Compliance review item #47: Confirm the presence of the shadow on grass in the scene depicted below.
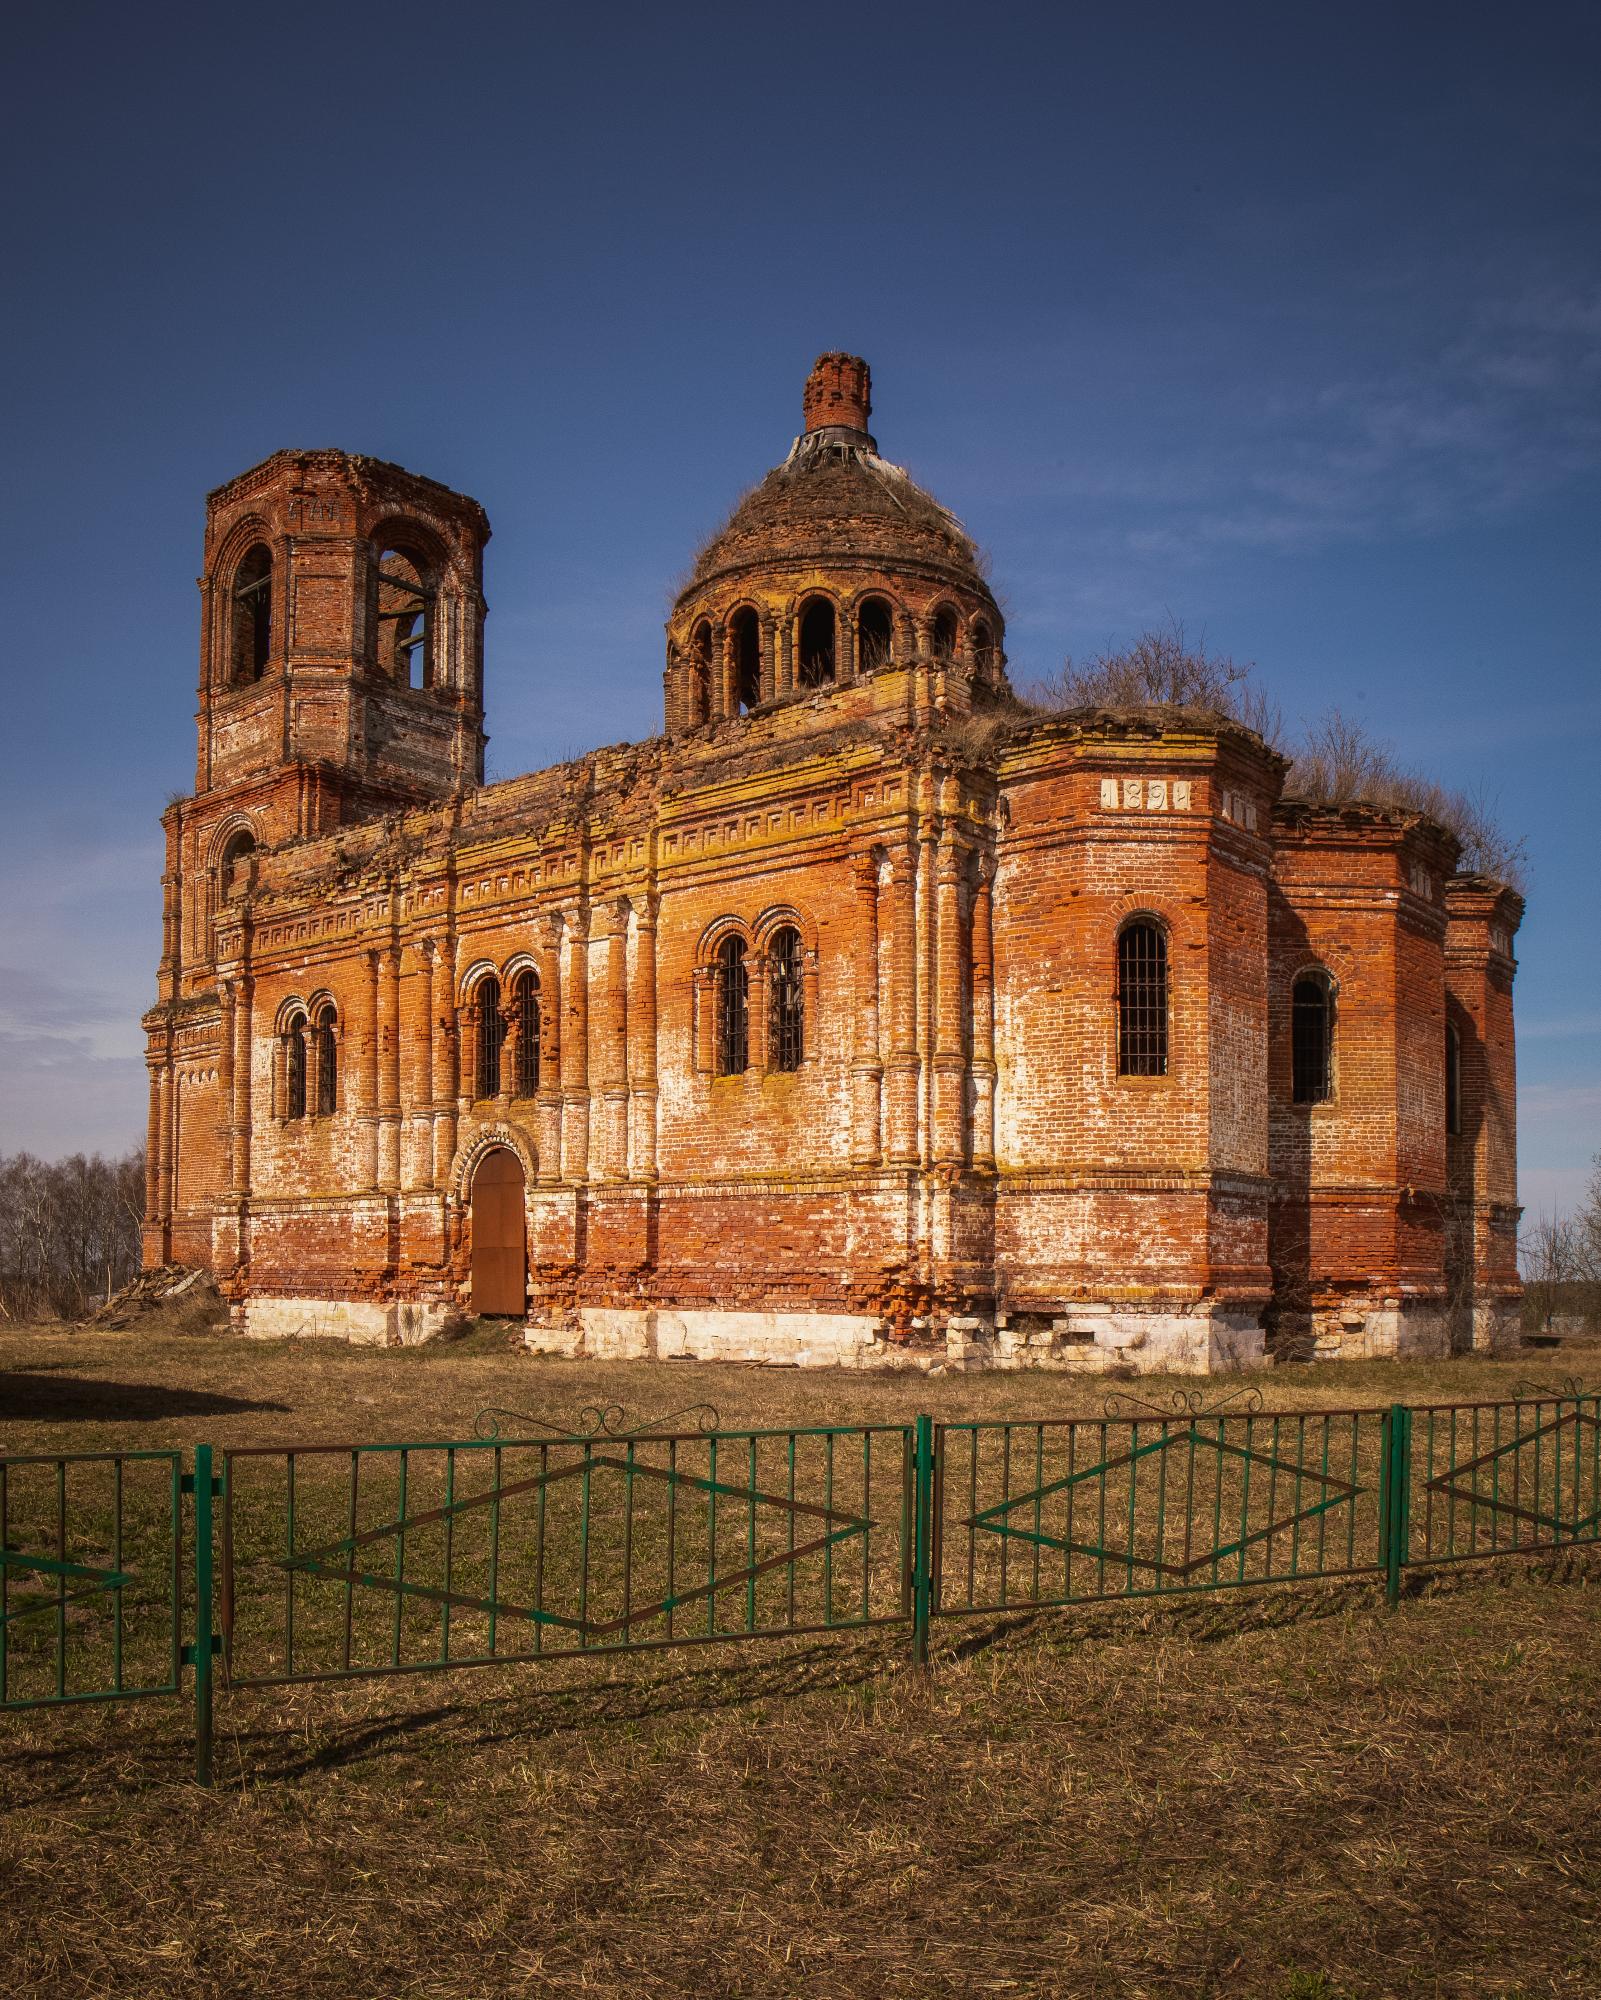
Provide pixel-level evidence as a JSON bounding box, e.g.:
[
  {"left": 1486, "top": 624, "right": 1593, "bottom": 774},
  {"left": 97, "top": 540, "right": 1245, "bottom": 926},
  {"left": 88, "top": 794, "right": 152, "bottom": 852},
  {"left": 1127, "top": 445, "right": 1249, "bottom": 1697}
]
[{"left": 0, "top": 1373, "right": 291, "bottom": 1424}]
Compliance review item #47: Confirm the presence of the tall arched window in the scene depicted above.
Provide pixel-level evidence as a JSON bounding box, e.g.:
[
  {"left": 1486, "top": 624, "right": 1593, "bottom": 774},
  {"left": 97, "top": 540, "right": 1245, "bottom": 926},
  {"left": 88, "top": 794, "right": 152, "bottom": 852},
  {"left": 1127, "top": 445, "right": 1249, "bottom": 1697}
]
[
  {"left": 931, "top": 605, "right": 959, "bottom": 661},
  {"left": 312, "top": 1002, "right": 338, "bottom": 1115},
  {"left": 690, "top": 620, "right": 714, "bottom": 723},
  {"left": 1446, "top": 1020, "right": 1462, "bottom": 1136},
  {"left": 715, "top": 935, "right": 749, "bottom": 1076},
  {"left": 769, "top": 926, "right": 804, "bottom": 1071},
  {"left": 283, "top": 1011, "right": 308, "bottom": 1120},
  {"left": 376, "top": 544, "right": 436, "bottom": 688},
  {"left": 731, "top": 607, "right": 762, "bottom": 713},
  {"left": 971, "top": 619, "right": 996, "bottom": 679},
  {"left": 797, "top": 599, "right": 836, "bottom": 686},
  {"left": 231, "top": 545, "right": 272, "bottom": 684},
  {"left": 1116, "top": 922, "right": 1168, "bottom": 1076},
  {"left": 1291, "top": 973, "right": 1334, "bottom": 1104},
  {"left": 857, "top": 596, "right": 893, "bottom": 672},
  {"left": 511, "top": 970, "right": 540, "bottom": 1098},
  {"left": 219, "top": 829, "right": 256, "bottom": 901},
  {"left": 474, "top": 976, "right": 502, "bottom": 1099}
]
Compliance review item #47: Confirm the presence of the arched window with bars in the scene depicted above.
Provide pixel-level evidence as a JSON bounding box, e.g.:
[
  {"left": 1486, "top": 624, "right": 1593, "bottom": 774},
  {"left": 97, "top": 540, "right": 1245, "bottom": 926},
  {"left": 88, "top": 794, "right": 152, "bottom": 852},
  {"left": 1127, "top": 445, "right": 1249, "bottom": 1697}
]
[
  {"left": 282, "top": 1010, "right": 308, "bottom": 1120},
  {"left": 1116, "top": 921, "right": 1168, "bottom": 1077},
  {"left": 715, "top": 935, "right": 749, "bottom": 1076},
  {"left": 1291, "top": 973, "right": 1335, "bottom": 1104},
  {"left": 474, "top": 975, "right": 503, "bottom": 1099},
  {"left": 769, "top": 926, "right": 804, "bottom": 1071},
  {"left": 375, "top": 543, "right": 436, "bottom": 688},
  {"left": 511, "top": 970, "right": 540, "bottom": 1098},
  {"left": 312, "top": 1002, "right": 338, "bottom": 1115}
]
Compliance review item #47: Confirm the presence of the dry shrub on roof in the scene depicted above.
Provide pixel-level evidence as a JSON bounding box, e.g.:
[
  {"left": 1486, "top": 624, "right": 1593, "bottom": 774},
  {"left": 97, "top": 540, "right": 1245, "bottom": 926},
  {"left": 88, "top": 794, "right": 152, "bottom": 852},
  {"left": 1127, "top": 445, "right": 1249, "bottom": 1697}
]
[
  {"left": 1286, "top": 709, "right": 1527, "bottom": 887},
  {"left": 1030, "top": 624, "right": 1284, "bottom": 743}
]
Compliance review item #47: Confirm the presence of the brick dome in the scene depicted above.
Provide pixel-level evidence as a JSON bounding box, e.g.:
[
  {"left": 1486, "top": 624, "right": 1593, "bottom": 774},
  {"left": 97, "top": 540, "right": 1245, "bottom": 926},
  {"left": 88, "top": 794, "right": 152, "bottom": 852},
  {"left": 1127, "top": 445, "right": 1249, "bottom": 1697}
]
[{"left": 682, "top": 353, "right": 987, "bottom": 599}]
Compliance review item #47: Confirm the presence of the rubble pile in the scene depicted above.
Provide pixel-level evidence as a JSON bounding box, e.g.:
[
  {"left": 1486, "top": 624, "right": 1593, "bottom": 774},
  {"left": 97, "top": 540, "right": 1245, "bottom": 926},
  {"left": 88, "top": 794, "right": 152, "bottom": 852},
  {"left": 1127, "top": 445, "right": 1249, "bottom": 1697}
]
[{"left": 85, "top": 1264, "right": 228, "bottom": 1331}]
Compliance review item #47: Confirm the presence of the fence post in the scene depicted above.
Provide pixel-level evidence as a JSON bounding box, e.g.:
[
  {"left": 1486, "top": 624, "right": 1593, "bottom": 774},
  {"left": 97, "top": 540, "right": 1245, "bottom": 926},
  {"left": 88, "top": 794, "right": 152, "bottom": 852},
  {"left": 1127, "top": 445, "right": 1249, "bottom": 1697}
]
[
  {"left": 1381, "top": 1406, "right": 1412, "bottom": 1611},
  {"left": 911, "top": 1415, "right": 934, "bottom": 1671},
  {"left": 192, "top": 1443, "right": 216, "bottom": 1785}
]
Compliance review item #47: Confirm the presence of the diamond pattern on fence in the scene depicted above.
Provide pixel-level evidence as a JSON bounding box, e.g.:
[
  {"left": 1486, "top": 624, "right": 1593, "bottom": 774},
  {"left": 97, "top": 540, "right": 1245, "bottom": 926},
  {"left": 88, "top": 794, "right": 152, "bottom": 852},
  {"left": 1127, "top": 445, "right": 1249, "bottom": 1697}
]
[
  {"left": 277, "top": 1448, "right": 877, "bottom": 1648},
  {"left": 962, "top": 1426, "right": 1362, "bottom": 1587},
  {"left": 1423, "top": 1405, "right": 1601, "bottom": 1545}
]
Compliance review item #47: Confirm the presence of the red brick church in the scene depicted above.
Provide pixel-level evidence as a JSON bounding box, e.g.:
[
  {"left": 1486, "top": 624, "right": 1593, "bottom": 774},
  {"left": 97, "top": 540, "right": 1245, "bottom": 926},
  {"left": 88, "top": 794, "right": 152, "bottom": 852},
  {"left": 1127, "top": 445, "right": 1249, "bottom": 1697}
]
[{"left": 142, "top": 355, "right": 1523, "bottom": 1370}]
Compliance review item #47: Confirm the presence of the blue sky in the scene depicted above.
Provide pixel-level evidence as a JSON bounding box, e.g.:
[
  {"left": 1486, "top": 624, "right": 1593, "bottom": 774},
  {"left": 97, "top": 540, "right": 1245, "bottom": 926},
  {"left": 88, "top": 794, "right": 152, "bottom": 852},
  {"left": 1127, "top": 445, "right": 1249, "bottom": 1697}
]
[{"left": 2, "top": 2, "right": 1597, "bottom": 1218}]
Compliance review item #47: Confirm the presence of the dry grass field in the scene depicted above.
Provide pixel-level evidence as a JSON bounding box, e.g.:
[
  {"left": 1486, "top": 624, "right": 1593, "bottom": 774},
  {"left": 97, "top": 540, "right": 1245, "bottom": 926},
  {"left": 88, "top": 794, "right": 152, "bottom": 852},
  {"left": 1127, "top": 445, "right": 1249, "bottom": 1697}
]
[{"left": 2, "top": 1322, "right": 1599, "bottom": 1999}]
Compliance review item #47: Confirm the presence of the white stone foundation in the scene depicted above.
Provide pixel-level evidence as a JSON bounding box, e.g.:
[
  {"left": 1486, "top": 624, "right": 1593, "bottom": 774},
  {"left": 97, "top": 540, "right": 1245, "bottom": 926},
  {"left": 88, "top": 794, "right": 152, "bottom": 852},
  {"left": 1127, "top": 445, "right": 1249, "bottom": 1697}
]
[
  {"left": 525, "top": 1304, "right": 1270, "bottom": 1374},
  {"left": 238, "top": 1296, "right": 460, "bottom": 1347}
]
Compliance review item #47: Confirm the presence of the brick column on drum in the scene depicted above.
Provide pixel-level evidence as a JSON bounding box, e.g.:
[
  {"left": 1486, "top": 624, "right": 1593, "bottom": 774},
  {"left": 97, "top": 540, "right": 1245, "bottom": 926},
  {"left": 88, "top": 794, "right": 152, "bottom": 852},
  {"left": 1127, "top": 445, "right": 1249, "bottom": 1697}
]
[
  {"left": 378, "top": 946, "right": 402, "bottom": 1192},
  {"left": 535, "top": 916, "right": 564, "bottom": 1182},
  {"left": 562, "top": 905, "right": 590, "bottom": 1182},
  {"left": 602, "top": 897, "right": 630, "bottom": 1178},
  {"left": 970, "top": 856, "right": 997, "bottom": 1170},
  {"left": 759, "top": 614, "right": 777, "bottom": 705},
  {"left": 884, "top": 844, "right": 919, "bottom": 1165},
  {"left": 719, "top": 623, "right": 735, "bottom": 722},
  {"left": 362, "top": 949, "right": 381, "bottom": 1191},
  {"left": 851, "top": 854, "right": 882, "bottom": 1164},
  {"left": 932, "top": 832, "right": 967, "bottom": 1167},
  {"left": 630, "top": 895, "right": 659, "bottom": 1179}
]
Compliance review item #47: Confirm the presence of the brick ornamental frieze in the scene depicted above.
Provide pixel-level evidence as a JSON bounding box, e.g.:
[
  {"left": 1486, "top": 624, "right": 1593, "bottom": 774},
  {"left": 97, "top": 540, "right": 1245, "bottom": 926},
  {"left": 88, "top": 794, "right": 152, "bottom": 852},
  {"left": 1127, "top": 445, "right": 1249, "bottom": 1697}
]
[{"left": 141, "top": 355, "right": 1524, "bottom": 1370}]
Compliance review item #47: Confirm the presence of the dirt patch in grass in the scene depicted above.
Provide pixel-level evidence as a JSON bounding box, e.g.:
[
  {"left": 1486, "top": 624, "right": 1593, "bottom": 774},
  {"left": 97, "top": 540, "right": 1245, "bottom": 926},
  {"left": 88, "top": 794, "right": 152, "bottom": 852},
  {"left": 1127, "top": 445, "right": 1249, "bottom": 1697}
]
[{"left": 2, "top": 1330, "right": 1599, "bottom": 1998}]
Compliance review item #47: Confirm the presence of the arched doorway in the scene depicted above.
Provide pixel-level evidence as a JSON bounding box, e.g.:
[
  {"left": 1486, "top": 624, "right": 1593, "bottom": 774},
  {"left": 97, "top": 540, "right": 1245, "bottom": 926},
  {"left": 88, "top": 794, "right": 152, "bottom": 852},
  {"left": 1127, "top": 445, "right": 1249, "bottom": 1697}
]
[{"left": 469, "top": 1147, "right": 526, "bottom": 1316}]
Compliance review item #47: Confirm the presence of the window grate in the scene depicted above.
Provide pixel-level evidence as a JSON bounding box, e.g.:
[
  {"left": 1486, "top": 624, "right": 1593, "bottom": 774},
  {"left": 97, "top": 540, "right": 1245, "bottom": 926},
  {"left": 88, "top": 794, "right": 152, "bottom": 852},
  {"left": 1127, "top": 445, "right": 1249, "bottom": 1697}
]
[
  {"left": 1116, "top": 923, "right": 1168, "bottom": 1076},
  {"left": 475, "top": 977, "right": 502, "bottom": 1100},
  {"left": 1291, "top": 976, "right": 1333, "bottom": 1104},
  {"left": 285, "top": 1021, "right": 307, "bottom": 1120},
  {"left": 715, "top": 936, "right": 749, "bottom": 1076},
  {"left": 770, "top": 927, "right": 804, "bottom": 1071},
  {"left": 512, "top": 972, "right": 539, "bottom": 1098},
  {"left": 313, "top": 1007, "right": 337, "bottom": 1115}
]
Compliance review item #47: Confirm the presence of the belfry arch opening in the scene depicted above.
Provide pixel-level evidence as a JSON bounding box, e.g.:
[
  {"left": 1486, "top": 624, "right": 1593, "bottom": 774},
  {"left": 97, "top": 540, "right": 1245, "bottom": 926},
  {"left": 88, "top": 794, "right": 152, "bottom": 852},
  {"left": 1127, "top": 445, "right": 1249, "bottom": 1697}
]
[
  {"left": 797, "top": 599, "right": 836, "bottom": 687},
  {"left": 857, "top": 597, "right": 893, "bottom": 672},
  {"left": 375, "top": 544, "right": 436, "bottom": 688},
  {"left": 230, "top": 545, "right": 272, "bottom": 684},
  {"left": 731, "top": 607, "right": 761, "bottom": 712},
  {"left": 469, "top": 1146, "right": 527, "bottom": 1317}
]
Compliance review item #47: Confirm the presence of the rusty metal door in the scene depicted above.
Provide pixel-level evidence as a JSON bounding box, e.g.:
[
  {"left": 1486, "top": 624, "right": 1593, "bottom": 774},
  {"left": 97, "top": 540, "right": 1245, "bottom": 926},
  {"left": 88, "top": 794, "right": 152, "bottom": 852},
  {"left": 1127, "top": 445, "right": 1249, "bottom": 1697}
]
[{"left": 470, "top": 1147, "right": 526, "bottom": 1316}]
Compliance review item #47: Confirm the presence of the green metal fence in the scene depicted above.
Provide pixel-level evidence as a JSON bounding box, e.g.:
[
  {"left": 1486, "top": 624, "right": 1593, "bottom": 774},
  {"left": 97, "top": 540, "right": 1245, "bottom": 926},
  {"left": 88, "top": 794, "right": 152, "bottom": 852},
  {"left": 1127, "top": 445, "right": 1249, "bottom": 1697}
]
[
  {"left": 4, "top": 1387, "right": 1599, "bottom": 1784},
  {"left": 0, "top": 1449, "right": 182, "bottom": 1709}
]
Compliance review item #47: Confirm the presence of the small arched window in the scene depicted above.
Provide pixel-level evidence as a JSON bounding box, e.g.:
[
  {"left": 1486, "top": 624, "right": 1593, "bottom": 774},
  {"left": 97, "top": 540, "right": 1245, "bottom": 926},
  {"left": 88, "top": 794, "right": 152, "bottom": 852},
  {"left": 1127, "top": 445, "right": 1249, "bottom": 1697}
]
[
  {"left": 231, "top": 545, "right": 272, "bottom": 684},
  {"left": 474, "top": 975, "right": 502, "bottom": 1099},
  {"left": 1116, "top": 922, "right": 1168, "bottom": 1077},
  {"left": 797, "top": 599, "right": 836, "bottom": 687},
  {"left": 283, "top": 1011, "right": 308, "bottom": 1120},
  {"left": 731, "top": 608, "right": 761, "bottom": 713},
  {"left": 1446, "top": 1020, "right": 1462, "bottom": 1137},
  {"left": 715, "top": 935, "right": 749, "bottom": 1076},
  {"left": 376, "top": 545, "right": 436, "bottom": 688},
  {"left": 857, "top": 597, "right": 893, "bottom": 673},
  {"left": 1291, "top": 973, "right": 1334, "bottom": 1104},
  {"left": 312, "top": 1002, "right": 338, "bottom": 1115},
  {"left": 511, "top": 970, "right": 540, "bottom": 1098},
  {"left": 769, "top": 927, "right": 804, "bottom": 1071},
  {"left": 219, "top": 829, "right": 256, "bottom": 901},
  {"left": 690, "top": 620, "right": 714, "bottom": 723},
  {"left": 931, "top": 605, "right": 959, "bottom": 661},
  {"left": 971, "top": 620, "right": 996, "bottom": 679}
]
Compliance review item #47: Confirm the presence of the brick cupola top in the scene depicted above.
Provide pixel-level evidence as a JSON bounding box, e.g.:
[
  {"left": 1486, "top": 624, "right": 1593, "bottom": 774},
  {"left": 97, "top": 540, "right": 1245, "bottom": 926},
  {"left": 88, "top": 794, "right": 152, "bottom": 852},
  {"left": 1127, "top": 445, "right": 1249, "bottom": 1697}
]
[{"left": 803, "top": 353, "right": 872, "bottom": 441}]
